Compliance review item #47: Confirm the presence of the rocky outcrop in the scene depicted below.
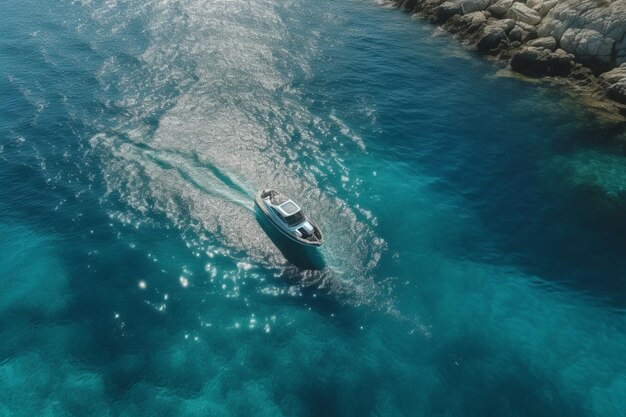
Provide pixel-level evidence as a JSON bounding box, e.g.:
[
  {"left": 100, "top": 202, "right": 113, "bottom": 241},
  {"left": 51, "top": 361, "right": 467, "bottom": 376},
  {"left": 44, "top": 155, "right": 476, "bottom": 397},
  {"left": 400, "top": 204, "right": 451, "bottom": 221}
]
[
  {"left": 602, "top": 64, "right": 626, "bottom": 104},
  {"left": 511, "top": 46, "right": 575, "bottom": 76},
  {"left": 537, "top": 1, "right": 626, "bottom": 67},
  {"left": 391, "top": 0, "right": 626, "bottom": 115}
]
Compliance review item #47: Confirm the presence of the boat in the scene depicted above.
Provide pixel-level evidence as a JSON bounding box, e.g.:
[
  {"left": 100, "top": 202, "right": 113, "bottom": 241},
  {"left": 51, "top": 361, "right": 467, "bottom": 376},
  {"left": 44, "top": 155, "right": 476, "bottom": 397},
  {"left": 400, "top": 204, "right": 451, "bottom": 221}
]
[{"left": 254, "top": 189, "right": 323, "bottom": 246}]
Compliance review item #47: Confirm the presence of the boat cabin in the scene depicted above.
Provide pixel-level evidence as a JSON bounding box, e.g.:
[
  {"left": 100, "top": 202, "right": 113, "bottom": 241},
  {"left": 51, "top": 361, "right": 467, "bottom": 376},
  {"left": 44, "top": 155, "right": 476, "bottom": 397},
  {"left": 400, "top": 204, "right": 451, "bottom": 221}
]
[{"left": 271, "top": 200, "right": 305, "bottom": 226}]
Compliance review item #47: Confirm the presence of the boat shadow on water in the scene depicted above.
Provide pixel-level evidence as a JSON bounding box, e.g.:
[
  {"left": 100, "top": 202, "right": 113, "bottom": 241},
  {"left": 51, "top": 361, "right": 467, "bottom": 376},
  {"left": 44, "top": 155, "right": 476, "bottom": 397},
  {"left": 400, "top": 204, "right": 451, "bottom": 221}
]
[{"left": 255, "top": 207, "right": 326, "bottom": 271}]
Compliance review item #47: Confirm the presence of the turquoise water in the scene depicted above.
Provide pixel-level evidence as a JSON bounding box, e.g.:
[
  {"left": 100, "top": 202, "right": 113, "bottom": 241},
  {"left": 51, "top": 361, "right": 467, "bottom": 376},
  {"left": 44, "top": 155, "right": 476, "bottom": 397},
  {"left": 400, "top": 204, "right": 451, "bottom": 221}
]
[{"left": 2, "top": 0, "right": 626, "bottom": 415}]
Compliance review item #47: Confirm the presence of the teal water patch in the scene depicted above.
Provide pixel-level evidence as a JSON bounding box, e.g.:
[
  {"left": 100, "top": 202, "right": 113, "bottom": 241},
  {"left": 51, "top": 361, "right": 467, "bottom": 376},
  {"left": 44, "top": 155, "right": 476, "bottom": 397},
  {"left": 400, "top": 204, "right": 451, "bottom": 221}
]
[
  {"left": 0, "top": 349, "right": 108, "bottom": 416},
  {"left": 0, "top": 224, "right": 109, "bottom": 416},
  {"left": 550, "top": 150, "right": 626, "bottom": 198},
  {"left": 0, "top": 223, "right": 68, "bottom": 316},
  {"left": 405, "top": 257, "right": 626, "bottom": 416}
]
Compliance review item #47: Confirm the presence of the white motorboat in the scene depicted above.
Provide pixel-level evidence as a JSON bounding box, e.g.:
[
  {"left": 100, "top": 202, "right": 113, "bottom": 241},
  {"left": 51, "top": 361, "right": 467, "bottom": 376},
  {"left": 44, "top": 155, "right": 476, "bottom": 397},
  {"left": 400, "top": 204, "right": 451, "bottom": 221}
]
[{"left": 255, "top": 189, "right": 323, "bottom": 246}]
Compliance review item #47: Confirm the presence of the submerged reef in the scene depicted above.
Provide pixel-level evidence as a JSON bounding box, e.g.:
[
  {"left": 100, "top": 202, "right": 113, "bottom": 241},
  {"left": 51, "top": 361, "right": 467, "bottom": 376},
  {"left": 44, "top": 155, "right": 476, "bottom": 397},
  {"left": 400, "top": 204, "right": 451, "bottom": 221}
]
[{"left": 391, "top": 0, "right": 626, "bottom": 116}]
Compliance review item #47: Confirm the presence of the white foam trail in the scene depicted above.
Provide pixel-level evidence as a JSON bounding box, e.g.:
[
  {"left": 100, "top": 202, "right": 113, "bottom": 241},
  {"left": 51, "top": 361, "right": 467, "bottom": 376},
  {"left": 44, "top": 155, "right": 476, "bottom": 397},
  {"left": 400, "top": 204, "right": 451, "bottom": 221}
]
[{"left": 88, "top": 0, "right": 394, "bottom": 310}]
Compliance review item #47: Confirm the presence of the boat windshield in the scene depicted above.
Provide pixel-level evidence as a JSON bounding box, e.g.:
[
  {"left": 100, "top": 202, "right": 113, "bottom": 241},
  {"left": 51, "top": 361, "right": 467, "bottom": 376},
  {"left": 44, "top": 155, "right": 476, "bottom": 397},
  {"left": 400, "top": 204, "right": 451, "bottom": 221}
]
[{"left": 284, "top": 211, "right": 305, "bottom": 226}]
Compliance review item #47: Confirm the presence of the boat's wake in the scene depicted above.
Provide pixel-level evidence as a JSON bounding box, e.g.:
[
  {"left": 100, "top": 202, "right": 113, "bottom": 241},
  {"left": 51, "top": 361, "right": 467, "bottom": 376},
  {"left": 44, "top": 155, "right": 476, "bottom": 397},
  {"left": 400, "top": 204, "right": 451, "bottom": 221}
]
[
  {"left": 90, "top": 124, "right": 399, "bottom": 316},
  {"left": 86, "top": 0, "right": 424, "bottom": 330}
]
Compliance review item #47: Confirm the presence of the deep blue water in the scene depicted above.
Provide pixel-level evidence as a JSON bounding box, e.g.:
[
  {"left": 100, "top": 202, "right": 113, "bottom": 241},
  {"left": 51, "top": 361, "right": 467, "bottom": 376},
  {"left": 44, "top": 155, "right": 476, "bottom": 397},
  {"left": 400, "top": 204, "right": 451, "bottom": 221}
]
[{"left": 2, "top": 0, "right": 626, "bottom": 415}]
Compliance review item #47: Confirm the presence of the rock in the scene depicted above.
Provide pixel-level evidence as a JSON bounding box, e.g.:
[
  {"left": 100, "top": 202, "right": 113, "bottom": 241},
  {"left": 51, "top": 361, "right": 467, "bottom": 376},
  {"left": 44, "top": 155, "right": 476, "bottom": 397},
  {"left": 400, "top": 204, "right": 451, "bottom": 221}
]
[
  {"left": 509, "top": 26, "right": 524, "bottom": 42},
  {"left": 433, "top": 1, "right": 463, "bottom": 23},
  {"left": 465, "top": 11, "right": 488, "bottom": 25},
  {"left": 460, "top": 0, "right": 491, "bottom": 14},
  {"left": 527, "top": 36, "right": 557, "bottom": 51},
  {"left": 515, "top": 21, "right": 536, "bottom": 33},
  {"left": 461, "top": 11, "right": 488, "bottom": 32},
  {"left": 511, "top": 46, "right": 575, "bottom": 76},
  {"left": 569, "top": 65, "right": 595, "bottom": 82},
  {"left": 506, "top": 2, "right": 542, "bottom": 26},
  {"left": 521, "top": 30, "right": 538, "bottom": 42},
  {"left": 612, "top": 25, "right": 626, "bottom": 64},
  {"left": 400, "top": 0, "right": 418, "bottom": 10},
  {"left": 486, "top": 0, "right": 513, "bottom": 18},
  {"left": 559, "top": 28, "right": 614, "bottom": 65},
  {"left": 601, "top": 64, "right": 626, "bottom": 85},
  {"left": 477, "top": 26, "right": 508, "bottom": 53},
  {"left": 470, "top": 18, "right": 515, "bottom": 50},
  {"left": 491, "top": 18, "right": 516, "bottom": 34},
  {"left": 534, "top": 0, "right": 557, "bottom": 18},
  {"left": 601, "top": 65, "right": 626, "bottom": 104},
  {"left": 444, "top": 10, "right": 487, "bottom": 33},
  {"left": 524, "top": 0, "right": 558, "bottom": 18},
  {"left": 607, "top": 82, "right": 626, "bottom": 105},
  {"left": 513, "top": 21, "right": 538, "bottom": 42}
]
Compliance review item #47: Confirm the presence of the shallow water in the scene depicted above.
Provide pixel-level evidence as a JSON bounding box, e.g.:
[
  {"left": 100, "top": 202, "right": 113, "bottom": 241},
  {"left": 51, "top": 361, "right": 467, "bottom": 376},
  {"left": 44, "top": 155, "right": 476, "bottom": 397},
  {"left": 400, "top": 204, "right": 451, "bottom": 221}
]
[{"left": 1, "top": 0, "right": 626, "bottom": 415}]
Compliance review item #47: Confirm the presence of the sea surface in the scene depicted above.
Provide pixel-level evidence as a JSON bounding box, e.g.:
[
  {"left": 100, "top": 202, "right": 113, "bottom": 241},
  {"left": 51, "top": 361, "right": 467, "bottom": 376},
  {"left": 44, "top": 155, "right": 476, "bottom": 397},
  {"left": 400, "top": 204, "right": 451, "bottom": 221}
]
[{"left": 1, "top": 0, "right": 626, "bottom": 416}]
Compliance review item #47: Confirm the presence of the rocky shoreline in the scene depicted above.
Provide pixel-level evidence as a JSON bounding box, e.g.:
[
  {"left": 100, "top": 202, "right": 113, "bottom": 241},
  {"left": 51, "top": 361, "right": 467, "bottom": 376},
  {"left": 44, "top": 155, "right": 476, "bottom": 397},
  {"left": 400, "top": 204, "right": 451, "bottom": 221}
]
[{"left": 390, "top": 0, "right": 626, "bottom": 117}]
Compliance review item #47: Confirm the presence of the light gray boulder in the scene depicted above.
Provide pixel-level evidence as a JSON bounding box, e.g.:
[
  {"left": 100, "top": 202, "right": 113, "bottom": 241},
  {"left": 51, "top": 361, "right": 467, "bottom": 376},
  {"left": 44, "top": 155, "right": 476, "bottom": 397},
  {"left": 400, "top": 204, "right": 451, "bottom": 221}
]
[
  {"left": 486, "top": 0, "right": 513, "bottom": 18},
  {"left": 527, "top": 36, "right": 558, "bottom": 51},
  {"left": 515, "top": 21, "right": 536, "bottom": 33},
  {"left": 560, "top": 28, "right": 614, "bottom": 64},
  {"left": 601, "top": 64, "right": 626, "bottom": 85},
  {"left": 525, "top": 0, "right": 557, "bottom": 17},
  {"left": 493, "top": 18, "right": 517, "bottom": 34},
  {"left": 507, "top": 2, "right": 542, "bottom": 26},
  {"left": 601, "top": 65, "right": 626, "bottom": 104},
  {"left": 465, "top": 10, "right": 488, "bottom": 25},
  {"left": 534, "top": 0, "right": 558, "bottom": 18}
]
